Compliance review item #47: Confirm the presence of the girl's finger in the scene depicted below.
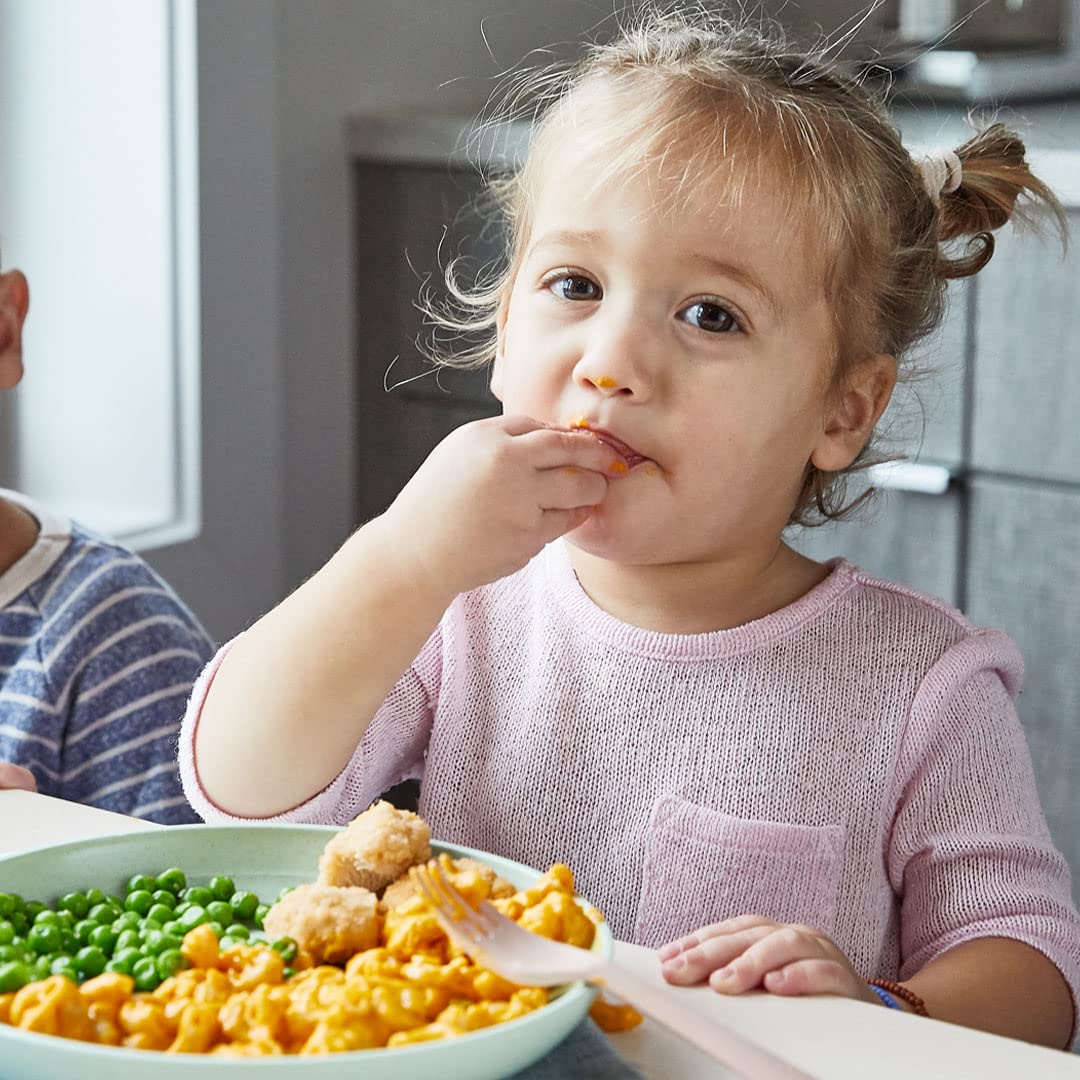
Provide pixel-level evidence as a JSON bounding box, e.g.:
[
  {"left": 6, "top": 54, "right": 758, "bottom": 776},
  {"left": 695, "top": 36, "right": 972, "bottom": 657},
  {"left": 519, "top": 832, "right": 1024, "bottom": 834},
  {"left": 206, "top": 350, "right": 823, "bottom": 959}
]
[
  {"left": 707, "top": 926, "right": 828, "bottom": 994},
  {"left": 658, "top": 915, "right": 777, "bottom": 962},
  {"left": 538, "top": 506, "right": 594, "bottom": 544},
  {"left": 661, "top": 924, "right": 777, "bottom": 985},
  {"left": 536, "top": 466, "right": 608, "bottom": 511},
  {"left": 517, "top": 427, "right": 630, "bottom": 476},
  {"left": 0, "top": 760, "right": 37, "bottom": 791},
  {"left": 762, "top": 958, "right": 860, "bottom": 998}
]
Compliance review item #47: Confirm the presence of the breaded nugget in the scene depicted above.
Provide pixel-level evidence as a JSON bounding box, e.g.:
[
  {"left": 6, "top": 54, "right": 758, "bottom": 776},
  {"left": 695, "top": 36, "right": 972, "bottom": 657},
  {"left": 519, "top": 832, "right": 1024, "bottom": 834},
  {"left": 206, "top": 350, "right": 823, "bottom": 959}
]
[
  {"left": 262, "top": 883, "right": 380, "bottom": 966},
  {"left": 317, "top": 799, "right": 430, "bottom": 894},
  {"left": 380, "top": 855, "right": 516, "bottom": 912}
]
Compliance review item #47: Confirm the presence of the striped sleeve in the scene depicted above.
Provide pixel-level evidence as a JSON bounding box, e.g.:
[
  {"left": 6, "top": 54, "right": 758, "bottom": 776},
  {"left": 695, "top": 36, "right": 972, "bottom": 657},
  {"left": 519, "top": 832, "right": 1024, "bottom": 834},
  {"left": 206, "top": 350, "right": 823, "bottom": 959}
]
[{"left": 33, "top": 539, "right": 215, "bottom": 824}]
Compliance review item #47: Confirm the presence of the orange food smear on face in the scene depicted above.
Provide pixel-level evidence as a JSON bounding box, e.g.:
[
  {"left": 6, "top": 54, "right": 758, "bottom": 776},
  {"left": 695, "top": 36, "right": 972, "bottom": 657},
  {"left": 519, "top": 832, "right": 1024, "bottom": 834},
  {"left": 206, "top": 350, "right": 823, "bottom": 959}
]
[
  {"left": 570, "top": 416, "right": 591, "bottom": 429},
  {"left": 594, "top": 377, "right": 617, "bottom": 389},
  {"left": 608, "top": 461, "right": 628, "bottom": 474}
]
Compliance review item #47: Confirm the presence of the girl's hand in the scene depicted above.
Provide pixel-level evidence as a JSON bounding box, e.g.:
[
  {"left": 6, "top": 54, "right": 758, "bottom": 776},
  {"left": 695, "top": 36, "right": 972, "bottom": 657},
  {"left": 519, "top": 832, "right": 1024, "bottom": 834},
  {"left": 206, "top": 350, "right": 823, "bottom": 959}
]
[
  {"left": 0, "top": 761, "right": 37, "bottom": 792},
  {"left": 380, "top": 414, "right": 628, "bottom": 597},
  {"left": 659, "top": 915, "right": 880, "bottom": 1005}
]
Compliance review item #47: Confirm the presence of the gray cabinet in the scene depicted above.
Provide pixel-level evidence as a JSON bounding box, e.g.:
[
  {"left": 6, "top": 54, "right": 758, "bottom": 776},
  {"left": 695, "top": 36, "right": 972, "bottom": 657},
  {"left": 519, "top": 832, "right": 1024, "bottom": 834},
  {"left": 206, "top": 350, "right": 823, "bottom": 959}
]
[
  {"left": 971, "top": 212, "right": 1080, "bottom": 483},
  {"left": 967, "top": 478, "right": 1080, "bottom": 876}
]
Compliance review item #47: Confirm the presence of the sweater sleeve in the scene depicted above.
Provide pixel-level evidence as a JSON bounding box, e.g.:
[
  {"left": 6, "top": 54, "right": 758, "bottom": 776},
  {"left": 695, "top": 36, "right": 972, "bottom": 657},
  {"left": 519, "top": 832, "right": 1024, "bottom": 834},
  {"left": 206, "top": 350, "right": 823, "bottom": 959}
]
[
  {"left": 178, "top": 621, "right": 443, "bottom": 825},
  {"left": 886, "top": 631, "right": 1080, "bottom": 1041}
]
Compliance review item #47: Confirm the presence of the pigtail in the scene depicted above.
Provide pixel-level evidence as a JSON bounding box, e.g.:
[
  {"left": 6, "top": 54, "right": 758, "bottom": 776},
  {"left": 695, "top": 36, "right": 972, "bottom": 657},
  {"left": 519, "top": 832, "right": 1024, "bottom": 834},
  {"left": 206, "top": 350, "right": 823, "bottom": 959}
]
[{"left": 934, "top": 123, "right": 1068, "bottom": 280}]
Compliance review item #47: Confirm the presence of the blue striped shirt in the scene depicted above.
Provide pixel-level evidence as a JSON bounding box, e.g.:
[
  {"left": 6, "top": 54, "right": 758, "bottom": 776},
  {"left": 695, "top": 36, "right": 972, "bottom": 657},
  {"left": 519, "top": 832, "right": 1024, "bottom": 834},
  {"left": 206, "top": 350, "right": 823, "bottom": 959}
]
[{"left": 0, "top": 492, "right": 214, "bottom": 823}]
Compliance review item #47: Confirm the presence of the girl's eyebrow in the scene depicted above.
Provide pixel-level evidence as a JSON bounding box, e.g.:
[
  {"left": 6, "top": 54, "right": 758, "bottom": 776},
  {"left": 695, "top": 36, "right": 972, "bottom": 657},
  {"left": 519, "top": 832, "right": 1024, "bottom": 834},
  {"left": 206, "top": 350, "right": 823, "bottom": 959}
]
[
  {"left": 526, "top": 228, "right": 607, "bottom": 259},
  {"left": 685, "top": 251, "right": 784, "bottom": 320}
]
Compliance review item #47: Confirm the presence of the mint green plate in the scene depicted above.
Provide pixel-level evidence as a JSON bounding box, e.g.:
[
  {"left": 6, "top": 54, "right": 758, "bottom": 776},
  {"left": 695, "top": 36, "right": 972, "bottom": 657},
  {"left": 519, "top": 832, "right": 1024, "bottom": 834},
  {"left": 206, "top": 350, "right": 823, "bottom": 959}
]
[{"left": 0, "top": 825, "right": 610, "bottom": 1080}]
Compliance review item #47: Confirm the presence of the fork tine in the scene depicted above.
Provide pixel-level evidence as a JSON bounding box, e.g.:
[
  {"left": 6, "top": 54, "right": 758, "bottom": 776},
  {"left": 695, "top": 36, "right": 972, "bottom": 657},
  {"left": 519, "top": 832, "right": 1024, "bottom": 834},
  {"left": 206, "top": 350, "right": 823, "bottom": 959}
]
[{"left": 409, "top": 862, "right": 490, "bottom": 941}]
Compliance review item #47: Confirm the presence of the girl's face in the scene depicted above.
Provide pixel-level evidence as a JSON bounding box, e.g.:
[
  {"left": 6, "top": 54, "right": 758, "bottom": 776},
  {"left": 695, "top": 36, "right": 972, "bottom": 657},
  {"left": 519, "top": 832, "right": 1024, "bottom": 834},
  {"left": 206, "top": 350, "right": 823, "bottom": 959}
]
[{"left": 493, "top": 129, "right": 889, "bottom": 567}]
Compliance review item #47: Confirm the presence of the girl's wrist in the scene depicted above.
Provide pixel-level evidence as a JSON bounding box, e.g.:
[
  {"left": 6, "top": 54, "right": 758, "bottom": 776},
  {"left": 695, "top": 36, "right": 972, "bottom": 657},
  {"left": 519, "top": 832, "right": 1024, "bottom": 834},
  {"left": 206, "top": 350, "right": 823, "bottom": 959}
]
[
  {"left": 354, "top": 513, "right": 459, "bottom": 610},
  {"left": 868, "top": 979, "right": 929, "bottom": 1017}
]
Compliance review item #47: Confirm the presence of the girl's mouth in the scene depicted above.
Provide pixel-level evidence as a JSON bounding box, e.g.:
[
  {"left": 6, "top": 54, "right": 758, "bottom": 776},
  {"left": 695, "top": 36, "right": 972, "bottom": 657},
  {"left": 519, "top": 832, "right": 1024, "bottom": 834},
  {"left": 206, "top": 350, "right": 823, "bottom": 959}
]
[{"left": 570, "top": 423, "right": 649, "bottom": 468}]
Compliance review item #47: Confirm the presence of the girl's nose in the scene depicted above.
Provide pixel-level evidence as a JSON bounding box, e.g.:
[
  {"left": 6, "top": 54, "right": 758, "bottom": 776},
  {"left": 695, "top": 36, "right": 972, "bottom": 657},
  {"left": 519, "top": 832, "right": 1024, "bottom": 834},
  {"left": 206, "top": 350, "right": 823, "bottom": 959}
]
[{"left": 572, "top": 319, "right": 656, "bottom": 401}]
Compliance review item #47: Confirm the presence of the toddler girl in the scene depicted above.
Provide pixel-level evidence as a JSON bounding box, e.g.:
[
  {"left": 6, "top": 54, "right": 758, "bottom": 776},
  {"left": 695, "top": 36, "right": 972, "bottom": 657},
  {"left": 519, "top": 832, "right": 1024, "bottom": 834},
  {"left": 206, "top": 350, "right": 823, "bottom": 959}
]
[{"left": 179, "top": 6, "right": 1079, "bottom": 1048}]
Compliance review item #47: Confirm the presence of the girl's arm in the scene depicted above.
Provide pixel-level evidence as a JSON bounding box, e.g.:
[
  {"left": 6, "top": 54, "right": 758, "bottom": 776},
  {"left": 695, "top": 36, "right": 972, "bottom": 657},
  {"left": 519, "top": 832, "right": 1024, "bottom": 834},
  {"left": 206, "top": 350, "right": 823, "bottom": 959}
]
[
  {"left": 904, "top": 937, "right": 1073, "bottom": 1048},
  {"left": 193, "top": 416, "right": 624, "bottom": 817}
]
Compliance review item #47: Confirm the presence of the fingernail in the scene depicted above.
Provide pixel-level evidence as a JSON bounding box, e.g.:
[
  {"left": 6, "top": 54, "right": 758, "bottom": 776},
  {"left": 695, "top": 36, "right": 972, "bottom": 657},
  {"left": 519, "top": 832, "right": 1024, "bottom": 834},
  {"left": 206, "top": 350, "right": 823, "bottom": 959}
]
[
  {"left": 712, "top": 966, "right": 734, "bottom": 982},
  {"left": 658, "top": 943, "right": 680, "bottom": 961},
  {"left": 662, "top": 955, "right": 687, "bottom": 971}
]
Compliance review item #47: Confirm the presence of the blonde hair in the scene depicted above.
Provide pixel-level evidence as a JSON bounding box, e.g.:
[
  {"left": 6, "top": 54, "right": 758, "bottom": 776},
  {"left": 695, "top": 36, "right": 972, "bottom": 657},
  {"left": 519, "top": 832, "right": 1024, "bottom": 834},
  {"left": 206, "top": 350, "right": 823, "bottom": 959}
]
[{"left": 425, "top": 4, "right": 1066, "bottom": 524}]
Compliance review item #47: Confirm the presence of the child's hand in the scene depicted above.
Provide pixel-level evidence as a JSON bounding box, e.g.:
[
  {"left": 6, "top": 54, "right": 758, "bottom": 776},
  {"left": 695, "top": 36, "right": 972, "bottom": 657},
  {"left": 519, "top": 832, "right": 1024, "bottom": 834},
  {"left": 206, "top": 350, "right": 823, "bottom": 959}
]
[
  {"left": 0, "top": 761, "right": 37, "bottom": 792},
  {"left": 659, "top": 915, "right": 880, "bottom": 1004},
  {"left": 381, "top": 414, "right": 628, "bottom": 596}
]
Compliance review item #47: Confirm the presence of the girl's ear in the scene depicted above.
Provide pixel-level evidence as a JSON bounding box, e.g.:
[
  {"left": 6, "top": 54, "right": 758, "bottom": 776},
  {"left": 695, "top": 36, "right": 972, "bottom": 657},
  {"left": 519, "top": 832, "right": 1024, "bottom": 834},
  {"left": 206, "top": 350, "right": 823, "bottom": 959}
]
[
  {"left": 0, "top": 270, "right": 30, "bottom": 390},
  {"left": 810, "top": 354, "right": 897, "bottom": 473},
  {"left": 490, "top": 293, "right": 511, "bottom": 402}
]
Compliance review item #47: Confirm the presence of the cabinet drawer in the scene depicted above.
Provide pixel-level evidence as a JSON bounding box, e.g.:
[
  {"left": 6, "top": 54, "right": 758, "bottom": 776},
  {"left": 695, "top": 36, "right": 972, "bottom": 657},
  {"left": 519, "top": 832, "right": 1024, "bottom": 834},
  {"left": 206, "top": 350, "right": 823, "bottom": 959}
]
[
  {"left": 787, "top": 487, "right": 961, "bottom": 606},
  {"left": 966, "top": 477, "right": 1080, "bottom": 881},
  {"left": 971, "top": 210, "right": 1080, "bottom": 483}
]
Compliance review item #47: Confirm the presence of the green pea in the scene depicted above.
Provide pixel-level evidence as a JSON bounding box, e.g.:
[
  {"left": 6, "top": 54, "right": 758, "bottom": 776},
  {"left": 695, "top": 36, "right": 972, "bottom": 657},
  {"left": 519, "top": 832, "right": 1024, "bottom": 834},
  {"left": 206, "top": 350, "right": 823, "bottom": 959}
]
[
  {"left": 108, "top": 947, "right": 142, "bottom": 974},
  {"left": 0, "top": 945, "right": 23, "bottom": 964},
  {"left": 74, "top": 946, "right": 107, "bottom": 978},
  {"left": 27, "top": 924, "right": 62, "bottom": 955},
  {"left": 132, "top": 956, "right": 160, "bottom": 992},
  {"left": 124, "top": 890, "right": 154, "bottom": 917},
  {"left": 155, "top": 868, "right": 187, "bottom": 896},
  {"left": 162, "top": 920, "right": 183, "bottom": 938},
  {"left": 156, "top": 949, "right": 186, "bottom": 980},
  {"left": 224, "top": 923, "right": 250, "bottom": 940},
  {"left": 0, "top": 960, "right": 30, "bottom": 992},
  {"left": 182, "top": 886, "right": 213, "bottom": 908},
  {"left": 88, "top": 925, "right": 118, "bottom": 954},
  {"left": 24, "top": 901, "right": 46, "bottom": 921},
  {"left": 115, "top": 929, "right": 141, "bottom": 953},
  {"left": 270, "top": 938, "right": 297, "bottom": 963},
  {"left": 139, "top": 919, "right": 164, "bottom": 937},
  {"left": 112, "top": 912, "right": 141, "bottom": 933},
  {"left": 59, "top": 929, "right": 78, "bottom": 954},
  {"left": 32, "top": 909, "right": 60, "bottom": 927},
  {"left": 282, "top": 966, "right": 296, "bottom": 980},
  {"left": 74, "top": 919, "right": 97, "bottom": 947},
  {"left": 208, "top": 876, "right": 235, "bottom": 902},
  {"left": 49, "top": 954, "right": 74, "bottom": 975},
  {"left": 143, "top": 930, "right": 182, "bottom": 955},
  {"left": 84, "top": 888, "right": 106, "bottom": 907},
  {"left": 146, "top": 904, "right": 174, "bottom": 926},
  {"left": 219, "top": 935, "right": 242, "bottom": 951},
  {"left": 58, "top": 892, "right": 89, "bottom": 920},
  {"left": 206, "top": 901, "right": 232, "bottom": 926},
  {"left": 31, "top": 956, "right": 52, "bottom": 981},
  {"left": 253, "top": 904, "right": 270, "bottom": 929},
  {"left": 0, "top": 921, "right": 14, "bottom": 946},
  {"left": 275, "top": 886, "right": 293, "bottom": 902},
  {"left": 10, "top": 912, "right": 27, "bottom": 935},
  {"left": 173, "top": 902, "right": 191, "bottom": 917},
  {"left": 104, "top": 958, "right": 132, "bottom": 975},
  {"left": 127, "top": 874, "right": 156, "bottom": 895},
  {"left": 53, "top": 965, "right": 79, "bottom": 983},
  {"left": 207, "top": 921, "right": 225, "bottom": 939},
  {"left": 107, "top": 895, "right": 126, "bottom": 910},
  {"left": 151, "top": 890, "right": 177, "bottom": 910},
  {"left": 177, "top": 905, "right": 207, "bottom": 932},
  {"left": 230, "top": 891, "right": 259, "bottom": 922},
  {"left": 0, "top": 894, "right": 17, "bottom": 919},
  {"left": 88, "top": 902, "right": 120, "bottom": 925}
]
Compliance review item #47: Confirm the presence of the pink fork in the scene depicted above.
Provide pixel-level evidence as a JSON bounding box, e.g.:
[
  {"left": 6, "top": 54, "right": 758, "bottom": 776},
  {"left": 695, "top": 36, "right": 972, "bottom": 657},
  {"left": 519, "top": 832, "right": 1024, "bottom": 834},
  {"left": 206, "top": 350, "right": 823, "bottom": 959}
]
[{"left": 411, "top": 862, "right": 816, "bottom": 1080}]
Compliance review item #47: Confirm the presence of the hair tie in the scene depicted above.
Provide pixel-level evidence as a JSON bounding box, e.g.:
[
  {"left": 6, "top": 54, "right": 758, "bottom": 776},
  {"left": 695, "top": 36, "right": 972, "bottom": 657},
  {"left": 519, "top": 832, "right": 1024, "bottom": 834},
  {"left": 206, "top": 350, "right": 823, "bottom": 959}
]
[{"left": 917, "top": 149, "right": 963, "bottom": 205}]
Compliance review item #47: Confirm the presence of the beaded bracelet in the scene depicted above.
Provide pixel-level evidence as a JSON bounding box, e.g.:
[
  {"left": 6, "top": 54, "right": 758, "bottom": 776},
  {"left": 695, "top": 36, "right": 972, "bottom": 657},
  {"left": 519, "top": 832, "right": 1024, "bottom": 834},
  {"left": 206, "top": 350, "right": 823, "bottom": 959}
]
[
  {"left": 869, "top": 979, "right": 930, "bottom": 1017},
  {"left": 868, "top": 984, "right": 901, "bottom": 1010}
]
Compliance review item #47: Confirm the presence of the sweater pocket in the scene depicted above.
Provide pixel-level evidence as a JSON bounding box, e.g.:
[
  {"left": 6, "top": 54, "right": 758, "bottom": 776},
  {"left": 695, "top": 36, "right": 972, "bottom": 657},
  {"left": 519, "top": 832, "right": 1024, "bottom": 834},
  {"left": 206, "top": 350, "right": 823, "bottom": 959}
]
[{"left": 634, "top": 794, "right": 845, "bottom": 948}]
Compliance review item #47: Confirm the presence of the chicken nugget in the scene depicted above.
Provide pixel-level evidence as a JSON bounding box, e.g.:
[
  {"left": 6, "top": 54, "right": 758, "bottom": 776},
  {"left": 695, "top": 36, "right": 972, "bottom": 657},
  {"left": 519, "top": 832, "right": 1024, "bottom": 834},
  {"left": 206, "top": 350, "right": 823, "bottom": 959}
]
[
  {"left": 262, "top": 884, "right": 380, "bottom": 967},
  {"left": 318, "top": 800, "right": 430, "bottom": 894}
]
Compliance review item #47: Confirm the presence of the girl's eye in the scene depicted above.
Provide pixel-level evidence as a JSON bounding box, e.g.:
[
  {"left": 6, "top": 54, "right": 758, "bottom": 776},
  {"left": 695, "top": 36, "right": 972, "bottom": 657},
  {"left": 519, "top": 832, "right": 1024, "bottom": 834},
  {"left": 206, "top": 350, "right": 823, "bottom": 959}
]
[
  {"left": 678, "top": 301, "right": 740, "bottom": 334},
  {"left": 546, "top": 274, "right": 602, "bottom": 302}
]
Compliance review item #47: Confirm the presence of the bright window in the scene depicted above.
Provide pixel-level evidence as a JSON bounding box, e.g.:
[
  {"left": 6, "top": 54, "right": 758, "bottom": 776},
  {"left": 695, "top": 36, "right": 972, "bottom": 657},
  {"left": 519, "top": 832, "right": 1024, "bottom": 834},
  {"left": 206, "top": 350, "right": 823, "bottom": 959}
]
[{"left": 0, "top": 0, "right": 200, "bottom": 549}]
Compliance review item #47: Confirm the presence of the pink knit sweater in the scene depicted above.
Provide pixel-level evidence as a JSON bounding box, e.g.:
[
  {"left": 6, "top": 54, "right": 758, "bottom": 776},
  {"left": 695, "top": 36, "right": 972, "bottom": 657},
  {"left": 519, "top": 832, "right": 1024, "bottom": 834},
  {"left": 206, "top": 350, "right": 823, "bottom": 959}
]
[{"left": 179, "top": 543, "right": 1080, "bottom": 1020}]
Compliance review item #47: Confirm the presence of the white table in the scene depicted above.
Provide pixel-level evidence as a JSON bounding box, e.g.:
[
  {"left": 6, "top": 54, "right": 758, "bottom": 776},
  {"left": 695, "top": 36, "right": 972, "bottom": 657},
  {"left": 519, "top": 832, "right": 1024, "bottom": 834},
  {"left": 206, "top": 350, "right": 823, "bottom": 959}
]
[{"left": 1, "top": 790, "right": 1077, "bottom": 1079}]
